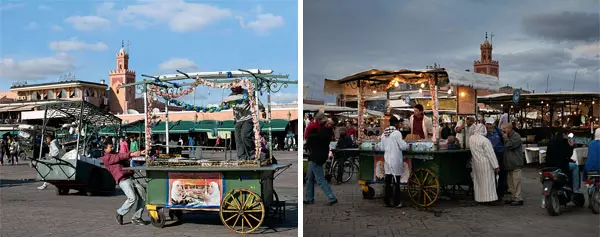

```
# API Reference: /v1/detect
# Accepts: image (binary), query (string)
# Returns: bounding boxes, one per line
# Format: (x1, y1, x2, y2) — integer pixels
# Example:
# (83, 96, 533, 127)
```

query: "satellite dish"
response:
(127, 109, 140, 114)
(152, 108, 160, 114)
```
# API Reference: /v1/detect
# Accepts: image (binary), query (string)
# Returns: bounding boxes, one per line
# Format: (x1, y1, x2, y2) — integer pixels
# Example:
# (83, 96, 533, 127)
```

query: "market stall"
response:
(32, 101, 121, 196)
(324, 68, 499, 207)
(119, 69, 295, 234)
(478, 92, 599, 165)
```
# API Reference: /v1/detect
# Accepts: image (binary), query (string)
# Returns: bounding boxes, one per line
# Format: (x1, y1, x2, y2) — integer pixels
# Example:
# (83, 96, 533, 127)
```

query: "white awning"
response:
(21, 110, 66, 120)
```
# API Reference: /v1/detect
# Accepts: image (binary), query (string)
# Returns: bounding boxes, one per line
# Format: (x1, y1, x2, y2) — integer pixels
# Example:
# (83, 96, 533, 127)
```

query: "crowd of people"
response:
(0, 135, 21, 166)
(303, 104, 600, 207)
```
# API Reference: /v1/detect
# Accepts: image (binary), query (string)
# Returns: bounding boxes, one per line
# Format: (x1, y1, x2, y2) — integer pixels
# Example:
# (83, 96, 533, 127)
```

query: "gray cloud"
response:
(304, 0, 600, 101)
(522, 11, 600, 42)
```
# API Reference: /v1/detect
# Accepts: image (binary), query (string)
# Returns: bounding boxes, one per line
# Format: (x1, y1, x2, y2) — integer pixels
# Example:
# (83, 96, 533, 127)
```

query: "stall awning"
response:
(217, 120, 235, 132)
(324, 68, 500, 96)
(260, 119, 289, 132)
(122, 120, 145, 134)
(1, 130, 18, 137)
(99, 126, 118, 136)
(193, 120, 218, 133)
(152, 121, 196, 134)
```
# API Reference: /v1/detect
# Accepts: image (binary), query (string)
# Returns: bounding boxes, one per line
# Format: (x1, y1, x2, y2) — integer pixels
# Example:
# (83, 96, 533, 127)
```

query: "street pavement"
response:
(303, 168, 600, 237)
(0, 151, 298, 237)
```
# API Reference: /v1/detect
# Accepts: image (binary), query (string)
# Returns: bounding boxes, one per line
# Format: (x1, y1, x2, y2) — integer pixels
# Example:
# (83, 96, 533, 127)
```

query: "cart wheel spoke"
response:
(242, 215, 254, 230)
(225, 213, 238, 222)
(231, 214, 241, 228)
(221, 210, 239, 213)
(247, 213, 261, 222)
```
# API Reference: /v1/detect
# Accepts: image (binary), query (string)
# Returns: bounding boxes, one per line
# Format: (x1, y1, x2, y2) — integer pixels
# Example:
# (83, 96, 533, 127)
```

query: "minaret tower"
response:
(109, 40, 136, 114)
(474, 32, 499, 78)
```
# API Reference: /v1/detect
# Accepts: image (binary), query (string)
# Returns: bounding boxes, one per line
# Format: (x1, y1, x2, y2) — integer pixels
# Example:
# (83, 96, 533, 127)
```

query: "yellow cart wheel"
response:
(150, 207, 166, 228)
(408, 168, 440, 207)
(219, 188, 265, 234)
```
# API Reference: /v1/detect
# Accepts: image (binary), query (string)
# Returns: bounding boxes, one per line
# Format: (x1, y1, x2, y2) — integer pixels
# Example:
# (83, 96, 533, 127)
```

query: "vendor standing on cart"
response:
(409, 104, 433, 139)
(229, 85, 264, 160)
(103, 142, 147, 225)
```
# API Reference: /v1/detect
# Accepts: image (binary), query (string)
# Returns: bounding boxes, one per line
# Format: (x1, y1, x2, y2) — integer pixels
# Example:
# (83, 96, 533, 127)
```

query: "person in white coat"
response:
(377, 115, 409, 208)
(469, 124, 500, 204)
(456, 116, 475, 148)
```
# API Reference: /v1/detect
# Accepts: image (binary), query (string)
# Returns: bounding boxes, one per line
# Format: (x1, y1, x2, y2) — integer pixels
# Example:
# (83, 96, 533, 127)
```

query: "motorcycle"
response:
(541, 167, 585, 216)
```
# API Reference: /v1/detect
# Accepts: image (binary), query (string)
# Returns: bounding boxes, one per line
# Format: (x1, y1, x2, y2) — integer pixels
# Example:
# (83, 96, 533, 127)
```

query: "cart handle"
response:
(274, 163, 292, 179)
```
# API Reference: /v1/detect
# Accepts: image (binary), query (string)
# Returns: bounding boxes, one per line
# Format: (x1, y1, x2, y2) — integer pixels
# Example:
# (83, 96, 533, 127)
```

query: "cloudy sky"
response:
(304, 0, 599, 101)
(0, 0, 298, 105)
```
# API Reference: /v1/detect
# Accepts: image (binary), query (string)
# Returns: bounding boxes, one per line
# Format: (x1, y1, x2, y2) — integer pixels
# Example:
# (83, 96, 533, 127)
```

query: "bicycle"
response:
(585, 171, 600, 214)
(327, 151, 358, 184)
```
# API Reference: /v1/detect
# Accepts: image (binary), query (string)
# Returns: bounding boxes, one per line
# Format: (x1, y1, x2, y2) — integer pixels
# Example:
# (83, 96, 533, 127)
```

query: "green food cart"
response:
(348, 143, 471, 207)
(125, 161, 290, 233)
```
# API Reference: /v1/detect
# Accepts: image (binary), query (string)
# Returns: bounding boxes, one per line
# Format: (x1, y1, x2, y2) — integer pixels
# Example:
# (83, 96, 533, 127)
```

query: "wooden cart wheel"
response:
(220, 188, 265, 234)
(150, 208, 166, 228)
(408, 168, 440, 207)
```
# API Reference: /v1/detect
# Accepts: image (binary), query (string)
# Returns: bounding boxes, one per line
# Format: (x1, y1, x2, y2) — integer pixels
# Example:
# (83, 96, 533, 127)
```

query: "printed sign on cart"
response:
(374, 156, 385, 182)
(167, 172, 223, 208)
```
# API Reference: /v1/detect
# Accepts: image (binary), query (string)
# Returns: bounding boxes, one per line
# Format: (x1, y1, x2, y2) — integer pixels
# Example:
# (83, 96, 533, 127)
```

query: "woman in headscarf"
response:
(469, 124, 500, 204)
(204, 182, 221, 206)
(584, 128, 600, 180)
(171, 180, 187, 205)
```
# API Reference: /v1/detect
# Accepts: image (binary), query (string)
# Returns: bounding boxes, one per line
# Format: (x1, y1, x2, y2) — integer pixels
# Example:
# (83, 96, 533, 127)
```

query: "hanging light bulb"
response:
(579, 102, 582, 105)
(501, 104, 503, 107)
(420, 83, 425, 88)
(419, 88, 423, 94)
(527, 103, 530, 106)
(541, 101, 544, 104)
(394, 81, 399, 87)
(447, 88, 452, 95)
(546, 104, 549, 107)
(593, 101, 596, 104)
(511, 105, 514, 108)
(372, 90, 377, 94)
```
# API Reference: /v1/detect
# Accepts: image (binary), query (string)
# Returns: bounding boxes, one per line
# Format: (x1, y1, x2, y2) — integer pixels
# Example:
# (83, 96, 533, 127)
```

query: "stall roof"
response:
(303, 104, 357, 112)
(42, 101, 121, 126)
(478, 91, 600, 104)
(192, 120, 218, 133)
(217, 120, 235, 132)
(153, 120, 197, 134)
(123, 120, 145, 134)
(259, 119, 289, 132)
(324, 68, 500, 96)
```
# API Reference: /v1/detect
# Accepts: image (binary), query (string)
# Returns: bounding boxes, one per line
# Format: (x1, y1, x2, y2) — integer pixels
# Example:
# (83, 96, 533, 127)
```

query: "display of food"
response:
(148, 159, 259, 167)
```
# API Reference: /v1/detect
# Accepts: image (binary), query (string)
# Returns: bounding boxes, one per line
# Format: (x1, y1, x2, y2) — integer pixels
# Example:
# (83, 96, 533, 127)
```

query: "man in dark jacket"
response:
(103, 142, 146, 225)
(545, 132, 577, 191)
(501, 123, 525, 206)
(304, 112, 338, 205)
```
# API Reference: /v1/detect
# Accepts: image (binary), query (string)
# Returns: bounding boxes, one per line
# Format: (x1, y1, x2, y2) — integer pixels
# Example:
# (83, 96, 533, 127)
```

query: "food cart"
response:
(324, 68, 500, 207)
(32, 101, 121, 196)
(120, 69, 295, 234)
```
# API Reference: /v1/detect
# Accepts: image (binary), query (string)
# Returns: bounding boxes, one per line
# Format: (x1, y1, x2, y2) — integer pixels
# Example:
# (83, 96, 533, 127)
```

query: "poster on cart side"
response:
(374, 156, 412, 184)
(167, 172, 222, 208)
(374, 156, 385, 182)
(399, 158, 411, 184)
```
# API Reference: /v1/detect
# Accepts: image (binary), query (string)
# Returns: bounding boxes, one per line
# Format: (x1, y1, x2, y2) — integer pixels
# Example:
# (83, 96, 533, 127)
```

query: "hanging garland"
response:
(164, 96, 249, 113)
(145, 77, 262, 160)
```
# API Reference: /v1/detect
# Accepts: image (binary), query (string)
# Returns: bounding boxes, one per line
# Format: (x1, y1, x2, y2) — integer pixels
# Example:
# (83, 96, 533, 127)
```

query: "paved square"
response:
(0, 151, 298, 237)
(303, 168, 600, 237)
